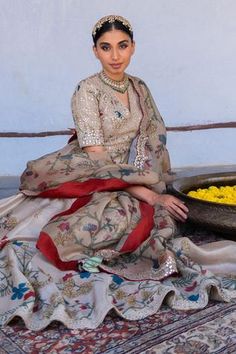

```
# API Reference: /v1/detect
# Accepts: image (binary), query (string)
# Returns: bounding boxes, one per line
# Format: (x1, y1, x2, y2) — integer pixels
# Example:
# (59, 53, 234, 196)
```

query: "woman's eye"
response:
(120, 44, 128, 49)
(101, 46, 110, 51)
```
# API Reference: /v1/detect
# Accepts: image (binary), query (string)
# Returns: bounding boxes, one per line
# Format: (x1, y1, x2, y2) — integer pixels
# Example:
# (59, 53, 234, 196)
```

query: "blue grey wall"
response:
(0, 0, 235, 175)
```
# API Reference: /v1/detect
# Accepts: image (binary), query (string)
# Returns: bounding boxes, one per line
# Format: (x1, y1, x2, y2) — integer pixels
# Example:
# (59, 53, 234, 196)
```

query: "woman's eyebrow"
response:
(99, 40, 129, 46)
(99, 42, 110, 46)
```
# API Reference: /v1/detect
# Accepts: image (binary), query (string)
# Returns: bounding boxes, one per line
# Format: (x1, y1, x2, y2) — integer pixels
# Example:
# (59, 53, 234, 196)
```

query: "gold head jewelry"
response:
(92, 15, 133, 38)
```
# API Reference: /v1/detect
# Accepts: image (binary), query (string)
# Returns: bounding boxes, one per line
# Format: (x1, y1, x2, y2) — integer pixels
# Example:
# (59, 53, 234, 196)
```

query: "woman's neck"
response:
(103, 70, 125, 82)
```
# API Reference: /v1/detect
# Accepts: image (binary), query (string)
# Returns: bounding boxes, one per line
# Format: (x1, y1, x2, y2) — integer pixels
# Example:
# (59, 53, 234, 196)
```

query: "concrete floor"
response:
(0, 164, 235, 199)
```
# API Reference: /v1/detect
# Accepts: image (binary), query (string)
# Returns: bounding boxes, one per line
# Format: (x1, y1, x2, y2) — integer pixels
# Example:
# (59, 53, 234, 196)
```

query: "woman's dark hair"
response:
(93, 20, 134, 46)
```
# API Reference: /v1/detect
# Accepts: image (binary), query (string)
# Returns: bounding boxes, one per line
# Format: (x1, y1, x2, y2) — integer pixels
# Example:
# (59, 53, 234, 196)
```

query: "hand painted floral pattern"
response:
(0, 75, 236, 332)
(0, 209, 235, 332)
(11, 283, 29, 300)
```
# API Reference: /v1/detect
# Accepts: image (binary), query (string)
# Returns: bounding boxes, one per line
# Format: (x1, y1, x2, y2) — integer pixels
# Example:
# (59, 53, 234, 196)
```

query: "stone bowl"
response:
(170, 171, 236, 238)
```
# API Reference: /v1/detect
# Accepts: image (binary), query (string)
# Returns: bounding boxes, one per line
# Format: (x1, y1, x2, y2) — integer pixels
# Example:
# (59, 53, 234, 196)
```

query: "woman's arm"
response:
(83, 149, 188, 222)
(83, 146, 105, 153)
(83, 145, 113, 162)
(125, 185, 188, 222)
(71, 81, 105, 149)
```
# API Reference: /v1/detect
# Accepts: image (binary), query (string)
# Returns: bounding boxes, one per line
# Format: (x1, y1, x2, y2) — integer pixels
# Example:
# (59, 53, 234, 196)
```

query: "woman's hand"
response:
(153, 194, 188, 222)
(125, 185, 188, 222)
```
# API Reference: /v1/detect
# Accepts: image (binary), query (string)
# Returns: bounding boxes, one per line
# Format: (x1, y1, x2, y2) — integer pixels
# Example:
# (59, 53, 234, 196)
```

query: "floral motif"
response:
(117, 209, 126, 216)
(83, 223, 97, 233)
(0, 236, 9, 250)
(37, 181, 48, 191)
(112, 275, 124, 285)
(127, 295, 136, 306)
(173, 340, 210, 354)
(77, 282, 93, 296)
(80, 271, 91, 279)
(118, 168, 134, 177)
(0, 214, 18, 231)
(58, 222, 70, 232)
(128, 205, 137, 214)
(11, 283, 29, 300)
(188, 294, 200, 302)
(12, 240, 23, 247)
(24, 291, 35, 300)
(62, 273, 73, 281)
(62, 278, 78, 298)
(114, 289, 127, 300)
(141, 290, 152, 301)
(54, 231, 74, 247)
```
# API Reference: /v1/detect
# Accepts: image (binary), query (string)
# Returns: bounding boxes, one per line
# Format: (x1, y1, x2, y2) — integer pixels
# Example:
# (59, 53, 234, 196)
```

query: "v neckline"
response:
(101, 77, 131, 113)
(113, 86, 131, 113)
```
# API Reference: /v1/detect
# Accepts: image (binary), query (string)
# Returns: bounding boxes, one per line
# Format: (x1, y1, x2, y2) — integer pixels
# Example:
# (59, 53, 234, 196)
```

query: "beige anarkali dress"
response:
(0, 73, 235, 330)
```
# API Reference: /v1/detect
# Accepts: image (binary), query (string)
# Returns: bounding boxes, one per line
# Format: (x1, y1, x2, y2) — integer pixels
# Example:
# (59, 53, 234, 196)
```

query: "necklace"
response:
(99, 71, 129, 93)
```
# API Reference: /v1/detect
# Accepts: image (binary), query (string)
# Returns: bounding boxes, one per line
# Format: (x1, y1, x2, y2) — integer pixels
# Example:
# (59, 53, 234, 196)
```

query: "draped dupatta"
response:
(18, 75, 177, 279)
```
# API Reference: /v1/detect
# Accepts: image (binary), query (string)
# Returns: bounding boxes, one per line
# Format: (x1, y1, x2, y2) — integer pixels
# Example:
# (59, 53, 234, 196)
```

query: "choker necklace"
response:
(99, 71, 129, 93)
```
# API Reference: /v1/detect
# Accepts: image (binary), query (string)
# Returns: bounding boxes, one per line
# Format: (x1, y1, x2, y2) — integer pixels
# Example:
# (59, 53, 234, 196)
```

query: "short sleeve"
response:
(71, 80, 104, 147)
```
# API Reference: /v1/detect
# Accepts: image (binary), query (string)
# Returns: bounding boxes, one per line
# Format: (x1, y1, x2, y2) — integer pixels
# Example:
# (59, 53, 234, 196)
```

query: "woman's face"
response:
(93, 29, 135, 80)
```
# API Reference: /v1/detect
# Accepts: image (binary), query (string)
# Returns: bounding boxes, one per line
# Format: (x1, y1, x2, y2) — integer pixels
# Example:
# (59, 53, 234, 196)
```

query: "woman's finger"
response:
(167, 205, 187, 222)
(173, 200, 189, 213)
(170, 196, 188, 209)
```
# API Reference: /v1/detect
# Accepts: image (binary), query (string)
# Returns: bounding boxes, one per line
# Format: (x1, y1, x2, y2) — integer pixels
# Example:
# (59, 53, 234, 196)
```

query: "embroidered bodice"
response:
(71, 73, 143, 164)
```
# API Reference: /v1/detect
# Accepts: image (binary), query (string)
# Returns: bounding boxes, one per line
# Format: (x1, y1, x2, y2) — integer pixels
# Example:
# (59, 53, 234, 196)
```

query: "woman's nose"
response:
(111, 48, 119, 60)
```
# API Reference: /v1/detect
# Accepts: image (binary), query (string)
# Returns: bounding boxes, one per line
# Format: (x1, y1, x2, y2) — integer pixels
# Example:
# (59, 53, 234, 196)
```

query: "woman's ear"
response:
(93, 45, 98, 59)
(131, 41, 136, 55)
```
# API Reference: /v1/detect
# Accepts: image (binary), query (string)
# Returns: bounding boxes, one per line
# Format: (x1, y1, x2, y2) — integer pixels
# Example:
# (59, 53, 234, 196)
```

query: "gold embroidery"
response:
(72, 74, 143, 164)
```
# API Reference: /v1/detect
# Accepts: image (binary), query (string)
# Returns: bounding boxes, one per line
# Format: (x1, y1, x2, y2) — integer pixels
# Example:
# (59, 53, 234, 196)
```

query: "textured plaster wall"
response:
(0, 0, 235, 175)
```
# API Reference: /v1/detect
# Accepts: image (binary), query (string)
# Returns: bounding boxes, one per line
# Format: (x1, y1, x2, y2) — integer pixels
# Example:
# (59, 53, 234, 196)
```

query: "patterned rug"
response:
(1, 226, 236, 354)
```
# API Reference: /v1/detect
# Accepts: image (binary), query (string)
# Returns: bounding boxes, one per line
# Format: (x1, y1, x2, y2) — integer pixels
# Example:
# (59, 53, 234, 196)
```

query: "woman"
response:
(0, 15, 235, 330)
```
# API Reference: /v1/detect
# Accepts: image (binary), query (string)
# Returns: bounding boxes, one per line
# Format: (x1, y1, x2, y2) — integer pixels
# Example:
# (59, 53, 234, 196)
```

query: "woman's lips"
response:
(110, 63, 122, 69)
